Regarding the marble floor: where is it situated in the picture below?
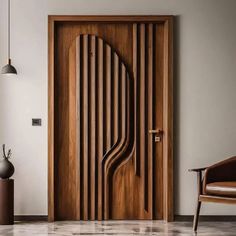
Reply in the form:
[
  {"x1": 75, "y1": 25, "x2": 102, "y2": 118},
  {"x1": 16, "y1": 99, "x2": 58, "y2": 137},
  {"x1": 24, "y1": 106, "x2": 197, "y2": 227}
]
[{"x1": 0, "y1": 220, "x2": 235, "y2": 236}]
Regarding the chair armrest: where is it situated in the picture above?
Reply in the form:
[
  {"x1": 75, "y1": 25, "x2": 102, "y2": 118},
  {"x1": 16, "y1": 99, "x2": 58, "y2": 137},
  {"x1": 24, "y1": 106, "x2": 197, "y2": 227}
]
[
  {"x1": 189, "y1": 167, "x2": 207, "y2": 172},
  {"x1": 189, "y1": 167, "x2": 207, "y2": 196}
]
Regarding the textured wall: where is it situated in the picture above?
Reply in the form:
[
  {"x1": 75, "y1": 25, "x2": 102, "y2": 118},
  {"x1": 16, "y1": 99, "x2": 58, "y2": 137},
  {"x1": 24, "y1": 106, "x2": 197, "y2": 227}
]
[{"x1": 0, "y1": 0, "x2": 236, "y2": 215}]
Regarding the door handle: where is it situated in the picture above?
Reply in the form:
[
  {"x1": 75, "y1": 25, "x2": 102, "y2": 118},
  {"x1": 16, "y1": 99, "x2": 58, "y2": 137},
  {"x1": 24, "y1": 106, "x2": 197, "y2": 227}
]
[
  {"x1": 149, "y1": 129, "x2": 163, "y2": 142},
  {"x1": 149, "y1": 129, "x2": 163, "y2": 134}
]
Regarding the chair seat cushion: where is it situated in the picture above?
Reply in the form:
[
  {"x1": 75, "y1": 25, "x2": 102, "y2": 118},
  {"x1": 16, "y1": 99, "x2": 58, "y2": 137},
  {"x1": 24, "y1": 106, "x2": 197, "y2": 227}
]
[{"x1": 205, "y1": 181, "x2": 236, "y2": 197}]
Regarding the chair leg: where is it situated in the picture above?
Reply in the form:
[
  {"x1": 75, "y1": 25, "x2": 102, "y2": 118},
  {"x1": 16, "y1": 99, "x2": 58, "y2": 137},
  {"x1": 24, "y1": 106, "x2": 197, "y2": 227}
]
[{"x1": 193, "y1": 200, "x2": 201, "y2": 232}]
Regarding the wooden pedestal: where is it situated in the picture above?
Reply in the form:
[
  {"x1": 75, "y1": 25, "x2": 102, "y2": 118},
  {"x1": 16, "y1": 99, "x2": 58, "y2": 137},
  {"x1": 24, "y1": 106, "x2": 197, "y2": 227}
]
[{"x1": 0, "y1": 179, "x2": 14, "y2": 225}]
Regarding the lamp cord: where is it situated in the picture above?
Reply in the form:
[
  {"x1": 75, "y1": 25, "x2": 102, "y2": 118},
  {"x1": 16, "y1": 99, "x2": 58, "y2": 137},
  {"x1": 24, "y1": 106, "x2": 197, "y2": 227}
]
[{"x1": 8, "y1": 0, "x2": 10, "y2": 60}]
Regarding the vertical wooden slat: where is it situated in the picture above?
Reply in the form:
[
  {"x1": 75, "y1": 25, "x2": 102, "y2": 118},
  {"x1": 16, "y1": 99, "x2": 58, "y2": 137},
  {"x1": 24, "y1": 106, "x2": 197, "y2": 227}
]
[
  {"x1": 75, "y1": 36, "x2": 81, "y2": 220},
  {"x1": 106, "y1": 46, "x2": 112, "y2": 150},
  {"x1": 147, "y1": 24, "x2": 153, "y2": 216},
  {"x1": 90, "y1": 35, "x2": 96, "y2": 220},
  {"x1": 139, "y1": 23, "x2": 147, "y2": 211},
  {"x1": 133, "y1": 24, "x2": 140, "y2": 176},
  {"x1": 79, "y1": 36, "x2": 84, "y2": 219},
  {"x1": 82, "y1": 34, "x2": 89, "y2": 220},
  {"x1": 113, "y1": 53, "x2": 119, "y2": 144},
  {"x1": 97, "y1": 38, "x2": 104, "y2": 220},
  {"x1": 121, "y1": 64, "x2": 127, "y2": 138}
]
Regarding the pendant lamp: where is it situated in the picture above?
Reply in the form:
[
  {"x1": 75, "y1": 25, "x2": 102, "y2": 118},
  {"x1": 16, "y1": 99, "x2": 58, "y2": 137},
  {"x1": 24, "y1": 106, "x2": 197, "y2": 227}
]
[{"x1": 1, "y1": 0, "x2": 17, "y2": 75}]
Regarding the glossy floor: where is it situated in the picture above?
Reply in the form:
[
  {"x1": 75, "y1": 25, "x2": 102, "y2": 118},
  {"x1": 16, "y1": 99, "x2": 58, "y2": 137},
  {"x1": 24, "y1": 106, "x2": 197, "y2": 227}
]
[{"x1": 0, "y1": 220, "x2": 235, "y2": 235}]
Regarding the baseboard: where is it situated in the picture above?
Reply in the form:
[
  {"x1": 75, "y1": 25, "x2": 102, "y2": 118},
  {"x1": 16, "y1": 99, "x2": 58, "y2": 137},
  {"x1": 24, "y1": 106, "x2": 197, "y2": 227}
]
[
  {"x1": 14, "y1": 215, "x2": 48, "y2": 221},
  {"x1": 13, "y1": 215, "x2": 236, "y2": 222},
  {"x1": 175, "y1": 215, "x2": 236, "y2": 222}
]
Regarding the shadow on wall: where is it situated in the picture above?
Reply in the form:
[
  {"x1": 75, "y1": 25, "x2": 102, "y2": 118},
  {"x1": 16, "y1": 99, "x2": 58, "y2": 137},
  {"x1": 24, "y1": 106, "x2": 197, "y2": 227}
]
[
  {"x1": 0, "y1": 77, "x2": 8, "y2": 143},
  {"x1": 173, "y1": 15, "x2": 181, "y2": 215}
]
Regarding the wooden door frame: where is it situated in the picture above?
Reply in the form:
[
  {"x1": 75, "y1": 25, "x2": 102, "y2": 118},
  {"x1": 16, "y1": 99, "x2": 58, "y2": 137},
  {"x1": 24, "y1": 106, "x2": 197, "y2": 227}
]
[{"x1": 48, "y1": 15, "x2": 173, "y2": 222}]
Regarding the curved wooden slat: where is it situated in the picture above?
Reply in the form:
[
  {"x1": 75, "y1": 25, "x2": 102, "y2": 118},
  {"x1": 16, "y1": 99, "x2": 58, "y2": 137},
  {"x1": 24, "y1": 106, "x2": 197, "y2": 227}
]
[
  {"x1": 103, "y1": 64, "x2": 128, "y2": 219},
  {"x1": 104, "y1": 66, "x2": 137, "y2": 219}
]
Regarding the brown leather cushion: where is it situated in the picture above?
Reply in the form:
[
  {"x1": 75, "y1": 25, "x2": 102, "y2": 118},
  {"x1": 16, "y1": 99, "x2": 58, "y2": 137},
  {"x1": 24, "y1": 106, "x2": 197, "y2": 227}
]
[{"x1": 205, "y1": 181, "x2": 236, "y2": 197}]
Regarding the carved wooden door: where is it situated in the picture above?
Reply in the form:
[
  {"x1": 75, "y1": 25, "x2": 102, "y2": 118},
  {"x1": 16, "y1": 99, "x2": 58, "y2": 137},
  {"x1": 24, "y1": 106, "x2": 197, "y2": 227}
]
[{"x1": 50, "y1": 16, "x2": 173, "y2": 221}]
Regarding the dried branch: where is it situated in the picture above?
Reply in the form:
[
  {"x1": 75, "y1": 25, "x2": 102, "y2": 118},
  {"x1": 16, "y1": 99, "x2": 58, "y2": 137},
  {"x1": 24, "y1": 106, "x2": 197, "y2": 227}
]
[
  {"x1": 7, "y1": 149, "x2": 12, "y2": 159},
  {"x1": 2, "y1": 144, "x2": 7, "y2": 158},
  {"x1": 2, "y1": 144, "x2": 12, "y2": 159}
]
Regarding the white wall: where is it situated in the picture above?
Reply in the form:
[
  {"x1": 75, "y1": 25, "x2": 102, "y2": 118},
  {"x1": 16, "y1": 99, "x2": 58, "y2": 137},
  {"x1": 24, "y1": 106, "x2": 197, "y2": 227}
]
[
  {"x1": 0, "y1": 0, "x2": 236, "y2": 216},
  {"x1": 0, "y1": 0, "x2": 48, "y2": 215}
]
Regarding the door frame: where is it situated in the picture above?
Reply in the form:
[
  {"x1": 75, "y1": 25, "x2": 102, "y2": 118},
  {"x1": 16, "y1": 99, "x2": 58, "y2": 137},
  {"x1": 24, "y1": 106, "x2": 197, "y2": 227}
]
[{"x1": 48, "y1": 15, "x2": 173, "y2": 222}]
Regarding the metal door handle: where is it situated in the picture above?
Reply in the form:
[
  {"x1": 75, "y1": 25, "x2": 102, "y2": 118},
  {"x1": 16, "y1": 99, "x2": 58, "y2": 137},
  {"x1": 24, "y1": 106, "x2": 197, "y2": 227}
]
[
  {"x1": 149, "y1": 129, "x2": 163, "y2": 142},
  {"x1": 149, "y1": 129, "x2": 163, "y2": 134}
]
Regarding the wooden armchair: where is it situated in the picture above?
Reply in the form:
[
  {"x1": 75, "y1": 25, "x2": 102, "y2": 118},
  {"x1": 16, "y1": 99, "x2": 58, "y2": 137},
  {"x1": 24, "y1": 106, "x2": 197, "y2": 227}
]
[{"x1": 189, "y1": 156, "x2": 236, "y2": 232}]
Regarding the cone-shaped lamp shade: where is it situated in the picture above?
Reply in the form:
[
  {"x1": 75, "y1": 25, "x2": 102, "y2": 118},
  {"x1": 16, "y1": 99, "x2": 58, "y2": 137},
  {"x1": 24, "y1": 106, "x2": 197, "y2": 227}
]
[{"x1": 1, "y1": 59, "x2": 17, "y2": 74}]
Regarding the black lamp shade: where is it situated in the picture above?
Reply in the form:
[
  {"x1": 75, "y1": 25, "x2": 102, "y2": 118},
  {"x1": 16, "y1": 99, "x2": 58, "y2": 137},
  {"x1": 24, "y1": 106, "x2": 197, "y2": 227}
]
[{"x1": 1, "y1": 59, "x2": 17, "y2": 74}]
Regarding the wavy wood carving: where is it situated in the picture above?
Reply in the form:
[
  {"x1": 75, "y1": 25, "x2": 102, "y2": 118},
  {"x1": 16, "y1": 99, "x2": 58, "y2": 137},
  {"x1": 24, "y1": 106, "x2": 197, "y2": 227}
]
[{"x1": 70, "y1": 34, "x2": 133, "y2": 220}]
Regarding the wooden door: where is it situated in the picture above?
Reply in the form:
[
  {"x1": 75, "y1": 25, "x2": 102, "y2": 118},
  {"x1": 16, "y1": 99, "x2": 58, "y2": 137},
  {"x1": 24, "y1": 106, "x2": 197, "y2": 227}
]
[{"x1": 48, "y1": 16, "x2": 173, "y2": 221}]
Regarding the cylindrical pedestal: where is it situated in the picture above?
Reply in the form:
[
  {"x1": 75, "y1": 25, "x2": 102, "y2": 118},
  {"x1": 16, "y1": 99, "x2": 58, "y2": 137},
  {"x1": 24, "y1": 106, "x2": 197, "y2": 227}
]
[{"x1": 0, "y1": 179, "x2": 14, "y2": 225}]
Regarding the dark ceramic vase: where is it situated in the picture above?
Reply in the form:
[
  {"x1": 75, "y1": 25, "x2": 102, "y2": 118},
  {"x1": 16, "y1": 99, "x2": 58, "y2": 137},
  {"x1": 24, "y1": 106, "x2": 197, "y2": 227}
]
[{"x1": 0, "y1": 158, "x2": 15, "y2": 179}]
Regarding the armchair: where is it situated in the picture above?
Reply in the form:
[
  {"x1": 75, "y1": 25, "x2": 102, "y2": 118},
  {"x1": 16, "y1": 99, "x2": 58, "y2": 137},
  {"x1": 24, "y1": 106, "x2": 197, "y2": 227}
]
[{"x1": 189, "y1": 156, "x2": 236, "y2": 232}]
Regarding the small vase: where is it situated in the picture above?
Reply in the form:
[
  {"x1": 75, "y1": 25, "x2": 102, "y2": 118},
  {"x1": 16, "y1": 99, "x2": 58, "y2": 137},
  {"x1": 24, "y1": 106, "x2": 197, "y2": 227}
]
[{"x1": 0, "y1": 158, "x2": 14, "y2": 179}]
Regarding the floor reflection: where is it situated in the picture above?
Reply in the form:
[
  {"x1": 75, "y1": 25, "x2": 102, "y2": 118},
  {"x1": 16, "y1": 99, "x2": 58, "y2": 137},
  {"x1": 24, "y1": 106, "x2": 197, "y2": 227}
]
[{"x1": 0, "y1": 220, "x2": 235, "y2": 235}]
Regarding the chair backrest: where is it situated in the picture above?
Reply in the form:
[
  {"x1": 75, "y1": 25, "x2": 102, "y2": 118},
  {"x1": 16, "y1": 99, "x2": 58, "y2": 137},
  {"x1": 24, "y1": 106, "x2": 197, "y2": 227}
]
[{"x1": 203, "y1": 156, "x2": 236, "y2": 192}]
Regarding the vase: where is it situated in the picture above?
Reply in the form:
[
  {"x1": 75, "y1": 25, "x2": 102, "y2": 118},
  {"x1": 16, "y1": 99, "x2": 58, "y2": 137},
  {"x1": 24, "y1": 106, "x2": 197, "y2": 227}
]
[{"x1": 0, "y1": 158, "x2": 14, "y2": 179}]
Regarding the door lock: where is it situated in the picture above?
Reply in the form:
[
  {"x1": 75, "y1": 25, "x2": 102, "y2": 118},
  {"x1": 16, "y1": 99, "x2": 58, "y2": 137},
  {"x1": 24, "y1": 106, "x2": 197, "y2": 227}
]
[
  {"x1": 154, "y1": 136, "x2": 161, "y2": 142},
  {"x1": 149, "y1": 129, "x2": 163, "y2": 143}
]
